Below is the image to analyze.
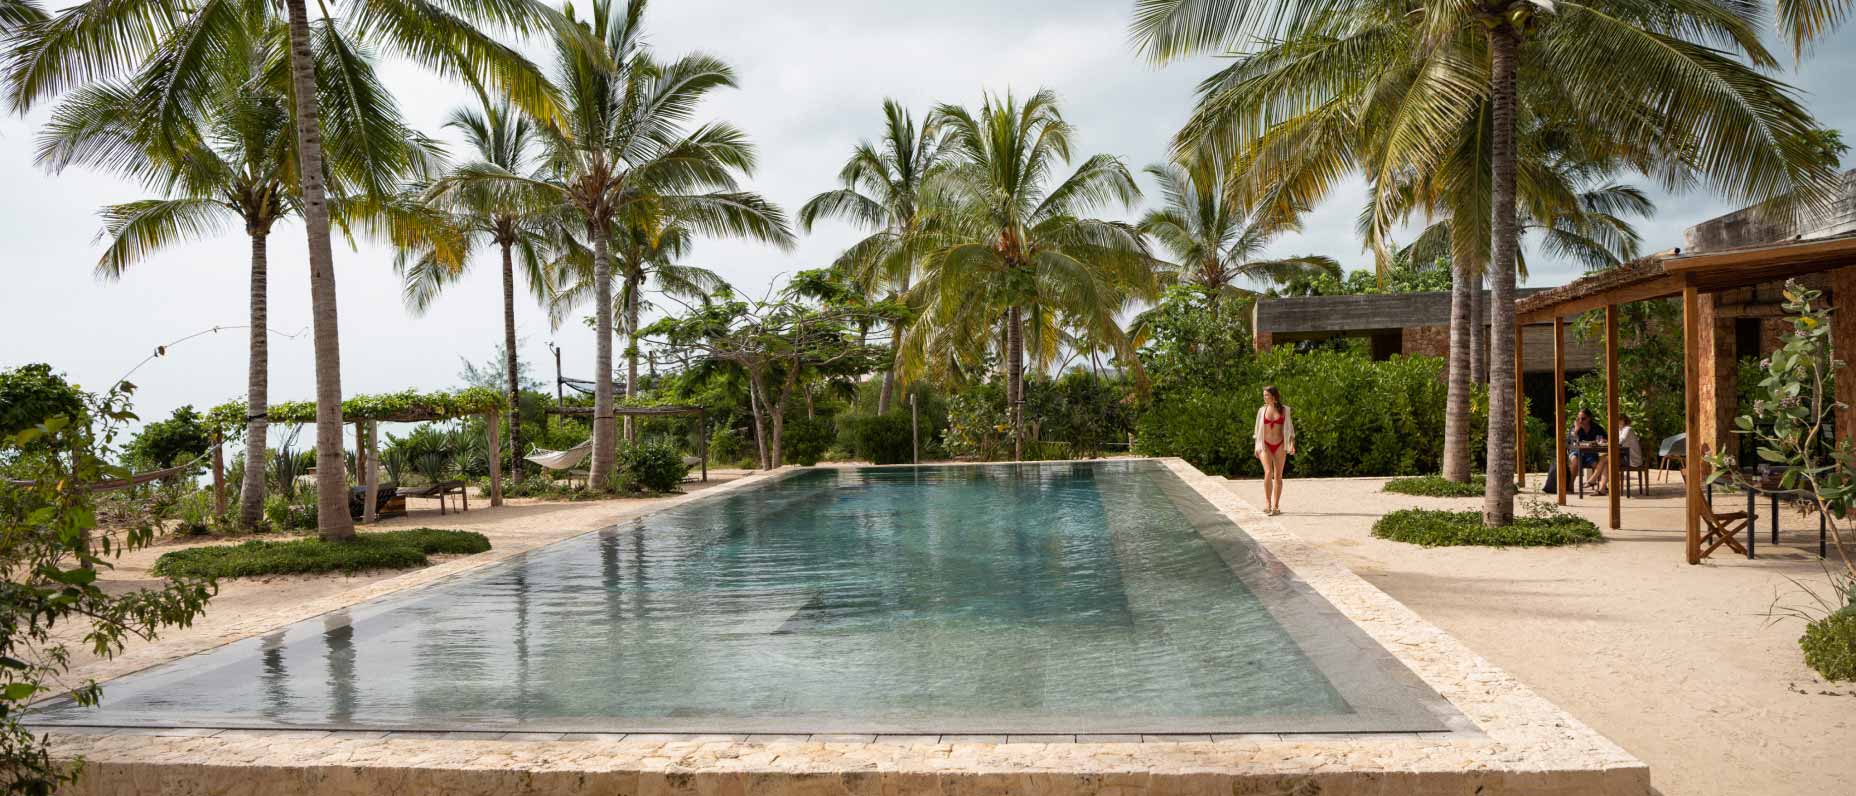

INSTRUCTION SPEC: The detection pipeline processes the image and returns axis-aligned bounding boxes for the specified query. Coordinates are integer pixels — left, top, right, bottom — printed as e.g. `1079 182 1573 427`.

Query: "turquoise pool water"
33 461 1448 734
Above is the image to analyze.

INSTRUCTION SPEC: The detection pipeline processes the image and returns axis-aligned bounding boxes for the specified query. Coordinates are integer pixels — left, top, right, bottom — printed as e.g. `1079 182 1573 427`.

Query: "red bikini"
1262 413 1284 455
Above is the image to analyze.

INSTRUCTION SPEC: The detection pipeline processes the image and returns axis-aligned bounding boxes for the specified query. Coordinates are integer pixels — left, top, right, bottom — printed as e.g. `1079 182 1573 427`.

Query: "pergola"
208 388 510 522
1513 234 1856 564
544 404 709 483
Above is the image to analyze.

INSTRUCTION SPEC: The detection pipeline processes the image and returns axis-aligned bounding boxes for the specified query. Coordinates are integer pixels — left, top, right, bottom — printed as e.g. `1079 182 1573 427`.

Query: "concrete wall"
1683 169 1856 253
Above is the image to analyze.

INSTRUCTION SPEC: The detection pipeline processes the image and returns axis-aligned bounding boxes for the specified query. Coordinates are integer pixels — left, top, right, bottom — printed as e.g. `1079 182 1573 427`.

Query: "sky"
2 0 1854 434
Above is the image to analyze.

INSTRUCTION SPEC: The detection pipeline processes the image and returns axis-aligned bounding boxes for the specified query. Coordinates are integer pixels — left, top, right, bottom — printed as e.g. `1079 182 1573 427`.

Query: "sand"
1225 473 1854 796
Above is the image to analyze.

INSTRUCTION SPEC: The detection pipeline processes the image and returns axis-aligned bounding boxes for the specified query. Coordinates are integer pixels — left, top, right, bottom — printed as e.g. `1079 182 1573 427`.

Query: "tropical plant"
8 0 558 539
0 0 43 40
908 89 1154 460
617 439 688 492
29 1 437 530
435 0 793 485
123 405 213 470
1 384 213 794
800 99 950 415
1132 0 1849 525
394 102 559 482
1138 152 1337 321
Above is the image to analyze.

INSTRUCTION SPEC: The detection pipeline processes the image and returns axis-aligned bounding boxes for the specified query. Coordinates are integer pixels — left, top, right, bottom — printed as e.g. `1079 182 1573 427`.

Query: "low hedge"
1371 508 1602 547
152 529 491 579
1383 475 1487 498
1801 609 1856 681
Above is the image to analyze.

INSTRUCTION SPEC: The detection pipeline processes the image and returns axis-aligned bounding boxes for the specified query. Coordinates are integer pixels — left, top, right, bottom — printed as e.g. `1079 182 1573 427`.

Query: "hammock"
526 440 593 471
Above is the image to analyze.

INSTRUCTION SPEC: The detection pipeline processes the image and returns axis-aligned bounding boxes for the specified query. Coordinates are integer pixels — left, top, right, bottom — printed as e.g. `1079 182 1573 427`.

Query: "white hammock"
525 440 593 471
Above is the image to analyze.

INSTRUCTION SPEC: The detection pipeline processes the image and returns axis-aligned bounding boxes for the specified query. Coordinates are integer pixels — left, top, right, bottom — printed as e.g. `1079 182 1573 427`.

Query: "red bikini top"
1263 413 1284 427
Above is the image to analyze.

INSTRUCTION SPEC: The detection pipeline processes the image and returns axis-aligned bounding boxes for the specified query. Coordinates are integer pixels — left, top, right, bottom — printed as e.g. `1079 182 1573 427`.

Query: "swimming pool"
33 460 1452 734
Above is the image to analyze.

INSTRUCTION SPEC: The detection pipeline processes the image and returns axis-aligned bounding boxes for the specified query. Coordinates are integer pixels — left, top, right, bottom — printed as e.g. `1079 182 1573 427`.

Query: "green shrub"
150 529 490 579
1383 475 1487 497
1370 507 1602 547
124 405 214 470
263 494 315 531
707 425 744 464
781 416 835 466
843 414 913 464
619 440 689 492
1800 610 1856 681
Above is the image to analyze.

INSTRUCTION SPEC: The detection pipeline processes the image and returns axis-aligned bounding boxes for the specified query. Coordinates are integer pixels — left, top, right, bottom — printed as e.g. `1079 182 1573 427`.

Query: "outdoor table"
1571 441 1607 498
1742 477 1831 560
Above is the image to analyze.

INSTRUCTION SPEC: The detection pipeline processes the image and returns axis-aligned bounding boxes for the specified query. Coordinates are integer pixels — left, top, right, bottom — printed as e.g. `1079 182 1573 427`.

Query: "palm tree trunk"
501 241 524 483
1007 305 1024 461
282 0 352 541
589 226 617 486
624 274 640 442
1442 256 1473 482
1470 273 1487 384
1484 25 1521 526
240 231 270 529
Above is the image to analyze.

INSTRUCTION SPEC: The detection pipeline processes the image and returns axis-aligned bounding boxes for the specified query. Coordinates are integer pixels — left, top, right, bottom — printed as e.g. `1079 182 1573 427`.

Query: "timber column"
1694 291 1738 459
1835 267 1856 447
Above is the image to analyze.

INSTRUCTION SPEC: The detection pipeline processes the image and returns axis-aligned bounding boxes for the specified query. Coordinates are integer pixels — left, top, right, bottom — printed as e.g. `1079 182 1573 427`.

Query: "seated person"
1569 408 1606 489
1593 414 1642 495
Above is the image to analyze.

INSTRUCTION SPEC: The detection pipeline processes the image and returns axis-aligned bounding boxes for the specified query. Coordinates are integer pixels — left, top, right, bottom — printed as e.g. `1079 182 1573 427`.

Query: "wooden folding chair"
1698 495 1750 559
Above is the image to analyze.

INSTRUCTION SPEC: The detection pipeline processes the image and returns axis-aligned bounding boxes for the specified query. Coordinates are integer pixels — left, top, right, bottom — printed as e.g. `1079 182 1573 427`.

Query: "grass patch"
1371 508 1602 547
1382 475 1486 497
151 529 491 579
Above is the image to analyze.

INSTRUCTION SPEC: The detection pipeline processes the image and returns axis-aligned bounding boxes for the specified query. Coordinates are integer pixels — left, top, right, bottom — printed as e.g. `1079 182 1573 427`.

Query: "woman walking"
1253 386 1296 515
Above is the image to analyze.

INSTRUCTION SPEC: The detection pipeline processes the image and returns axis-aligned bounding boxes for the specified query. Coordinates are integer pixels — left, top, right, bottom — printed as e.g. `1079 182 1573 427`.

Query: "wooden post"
698 409 708 482
487 409 503 507
1833 267 1856 447
211 431 226 516
364 421 380 524
1605 305 1621 530
1554 315 1567 506
910 392 920 464
1514 321 1527 488
1683 285 1703 564
354 422 367 490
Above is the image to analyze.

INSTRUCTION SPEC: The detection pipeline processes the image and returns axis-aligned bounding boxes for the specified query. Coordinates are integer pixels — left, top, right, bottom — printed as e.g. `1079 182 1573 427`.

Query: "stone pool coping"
37 458 1651 795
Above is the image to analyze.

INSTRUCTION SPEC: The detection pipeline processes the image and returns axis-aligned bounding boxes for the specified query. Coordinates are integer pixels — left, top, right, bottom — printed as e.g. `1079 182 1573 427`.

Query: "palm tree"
799 99 949 415
912 89 1154 460
1133 0 1846 524
438 0 792 485
395 102 557 481
10 0 565 540
0 0 43 39
547 210 726 442
1138 154 1338 323
33 0 435 530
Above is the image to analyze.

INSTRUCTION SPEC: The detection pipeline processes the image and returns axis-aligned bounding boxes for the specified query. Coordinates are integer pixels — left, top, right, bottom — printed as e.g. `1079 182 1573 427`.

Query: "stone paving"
38 459 1651 795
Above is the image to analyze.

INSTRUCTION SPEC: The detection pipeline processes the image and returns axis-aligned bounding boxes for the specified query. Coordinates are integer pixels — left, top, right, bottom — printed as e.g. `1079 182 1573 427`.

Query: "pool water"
33 461 1450 734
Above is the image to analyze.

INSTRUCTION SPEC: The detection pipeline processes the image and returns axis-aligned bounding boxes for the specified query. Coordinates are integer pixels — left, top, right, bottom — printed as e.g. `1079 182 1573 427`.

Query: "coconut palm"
1133 0 1846 524
438 0 793 484
33 0 436 530
910 89 1154 460
10 0 564 540
394 102 557 481
799 100 950 415
546 210 726 442
0 0 43 39
1138 154 1338 323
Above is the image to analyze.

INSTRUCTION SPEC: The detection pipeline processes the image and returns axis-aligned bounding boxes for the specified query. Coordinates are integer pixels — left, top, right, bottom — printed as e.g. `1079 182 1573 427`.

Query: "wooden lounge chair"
398 480 469 515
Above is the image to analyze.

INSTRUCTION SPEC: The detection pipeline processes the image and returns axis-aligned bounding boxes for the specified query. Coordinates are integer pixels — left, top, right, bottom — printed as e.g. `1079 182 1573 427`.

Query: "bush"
619 440 689 492
150 529 490 579
781 416 835 466
1383 475 1487 497
1801 610 1856 681
124 405 214 470
843 414 914 464
707 425 744 464
1371 507 1603 547
263 493 315 531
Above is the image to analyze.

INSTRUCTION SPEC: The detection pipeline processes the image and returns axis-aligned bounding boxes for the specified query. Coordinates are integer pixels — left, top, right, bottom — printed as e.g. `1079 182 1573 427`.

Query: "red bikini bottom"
1262 440 1282 455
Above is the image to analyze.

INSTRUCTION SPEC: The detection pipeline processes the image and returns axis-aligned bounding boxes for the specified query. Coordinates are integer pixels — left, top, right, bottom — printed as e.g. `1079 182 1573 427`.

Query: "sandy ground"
56 471 757 680
1226 473 1855 796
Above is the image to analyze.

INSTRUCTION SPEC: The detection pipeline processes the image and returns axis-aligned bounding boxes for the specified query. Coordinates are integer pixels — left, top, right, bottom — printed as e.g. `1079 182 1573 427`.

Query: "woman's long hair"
1263 385 1287 415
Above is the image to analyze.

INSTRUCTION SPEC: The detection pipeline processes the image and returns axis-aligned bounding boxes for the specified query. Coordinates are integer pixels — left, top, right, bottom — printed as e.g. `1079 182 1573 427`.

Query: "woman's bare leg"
1257 452 1276 511
1269 448 1288 512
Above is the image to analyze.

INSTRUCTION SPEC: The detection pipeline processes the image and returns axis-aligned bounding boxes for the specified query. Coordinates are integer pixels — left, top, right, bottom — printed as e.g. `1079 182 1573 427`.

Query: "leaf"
3 683 40 702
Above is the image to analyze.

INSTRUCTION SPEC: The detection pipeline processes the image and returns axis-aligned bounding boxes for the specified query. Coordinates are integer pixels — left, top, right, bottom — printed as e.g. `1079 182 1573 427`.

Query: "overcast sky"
3 0 1853 432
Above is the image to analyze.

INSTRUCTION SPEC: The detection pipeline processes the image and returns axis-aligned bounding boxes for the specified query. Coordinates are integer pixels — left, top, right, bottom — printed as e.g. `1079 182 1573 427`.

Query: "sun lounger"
398 480 469 514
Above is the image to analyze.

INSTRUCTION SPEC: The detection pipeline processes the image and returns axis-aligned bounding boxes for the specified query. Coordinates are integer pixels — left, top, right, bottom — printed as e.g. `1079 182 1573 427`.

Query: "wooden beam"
1605 305 1621 530
1683 285 1703 564
1517 274 1685 325
364 421 380 524
1515 321 1527 488
1554 316 1567 506
1835 267 1856 449
487 409 503 508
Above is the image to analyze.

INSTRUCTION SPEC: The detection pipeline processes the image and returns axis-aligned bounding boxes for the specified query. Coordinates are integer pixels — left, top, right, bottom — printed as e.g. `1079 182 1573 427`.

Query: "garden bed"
1371 508 1602 547
149 529 491 579
1383 475 1487 497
